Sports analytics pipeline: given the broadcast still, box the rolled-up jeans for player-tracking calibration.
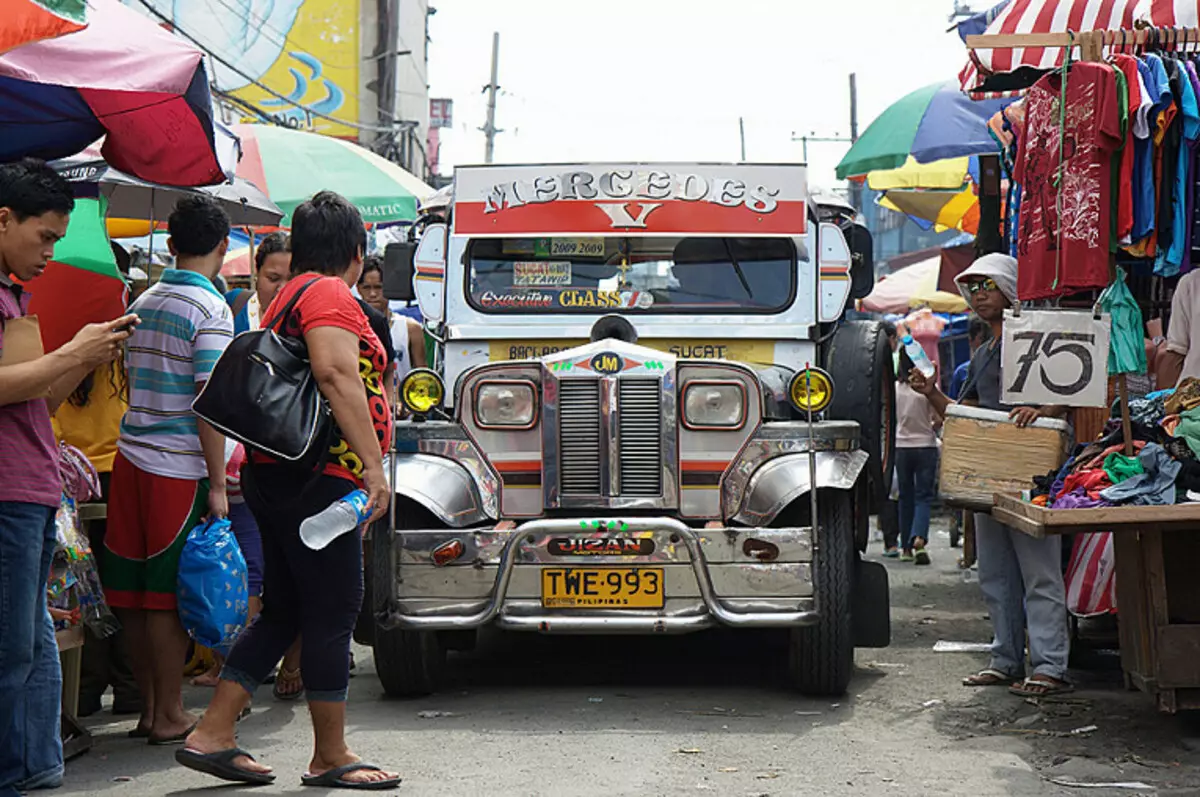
[973,512,1070,680]
[0,502,64,795]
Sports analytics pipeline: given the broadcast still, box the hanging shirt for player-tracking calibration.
[1113,55,1145,243]
[1109,67,1130,254]
[1160,60,1200,277]
[1015,62,1123,301]
[1132,56,1174,248]
[1157,58,1186,261]
[1183,59,1200,273]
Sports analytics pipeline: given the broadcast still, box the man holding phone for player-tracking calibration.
[0,159,138,796]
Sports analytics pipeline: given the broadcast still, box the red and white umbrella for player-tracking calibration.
[959,0,1198,93]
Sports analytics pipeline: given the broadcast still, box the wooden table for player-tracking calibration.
[993,494,1200,713]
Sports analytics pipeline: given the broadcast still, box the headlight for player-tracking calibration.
[400,368,445,414]
[474,380,536,428]
[788,367,834,413]
[682,381,746,430]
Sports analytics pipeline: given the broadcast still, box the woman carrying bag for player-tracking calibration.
[179,192,399,789]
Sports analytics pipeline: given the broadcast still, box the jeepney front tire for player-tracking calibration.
[370,516,445,698]
[787,488,855,696]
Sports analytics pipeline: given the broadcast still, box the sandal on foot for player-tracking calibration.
[127,726,151,739]
[899,550,915,562]
[176,747,275,785]
[962,668,1019,687]
[148,721,198,746]
[302,762,401,790]
[883,547,900,559]
[1009,676,1074,698]
[914,548,931,566]
[273,667,303,701]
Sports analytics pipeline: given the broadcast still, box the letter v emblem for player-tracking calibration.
[594,202,663,228]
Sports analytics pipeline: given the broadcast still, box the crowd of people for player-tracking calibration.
[0,158,422,793]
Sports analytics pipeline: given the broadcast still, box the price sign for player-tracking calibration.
[1001,310,1111,408]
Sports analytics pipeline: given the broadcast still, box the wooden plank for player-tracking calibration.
[1156,626,1200,687]
[1114,533,1151,687]
[966,32,1078,49]
[991,494,1200,537]
[992,505,1046,539]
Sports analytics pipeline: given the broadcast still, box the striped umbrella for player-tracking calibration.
[1,0,86,54]
[222,244,253,278]
[23,192,128,354]
[959,0,1192,93]
[233,124,434,227]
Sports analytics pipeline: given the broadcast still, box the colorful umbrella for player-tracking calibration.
[24,192,128,354]
[2,0,86,54]
[863,156,974,191]
[861,257,969,315]
[222,244,253,278]
[835,83,1011,179]
[879,186,981,234]
[233,124,434,227]
[0,0,224,187]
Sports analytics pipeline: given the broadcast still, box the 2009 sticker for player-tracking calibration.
[514,261,571,287]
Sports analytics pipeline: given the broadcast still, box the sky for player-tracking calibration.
[426,0,977,194]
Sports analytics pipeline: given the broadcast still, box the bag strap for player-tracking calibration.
[264,275,322,333]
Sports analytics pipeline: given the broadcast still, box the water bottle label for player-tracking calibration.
[345,489,371,523]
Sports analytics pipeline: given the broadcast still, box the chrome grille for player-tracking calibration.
[618,378,663,495]
[558,380,602,494]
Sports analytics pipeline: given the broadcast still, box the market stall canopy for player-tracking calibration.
[958,0,1192,93]
[861,256,970,314]
[1,0,86,54]
[51,155,283,227]
[835,83,1011,179]
[233,124,435,227]
[0,0,224,187]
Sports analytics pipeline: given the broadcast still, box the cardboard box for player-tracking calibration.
[939,405,1072,511]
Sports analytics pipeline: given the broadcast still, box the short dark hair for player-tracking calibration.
[968,314,991,343]
[255,231,291,271]
[0,158,74,220]
[358,253,384,284]
[290,191,366,276]
[168,195,230,257]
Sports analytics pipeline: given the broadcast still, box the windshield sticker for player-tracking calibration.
[502,239,536,255]
[513,261,572,287]
[478,290,554,310]
[536,237,605,258]
[556,290,653,310]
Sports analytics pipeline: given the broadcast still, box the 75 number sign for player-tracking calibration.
[1001,310,1111,408]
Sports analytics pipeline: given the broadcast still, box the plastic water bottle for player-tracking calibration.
[901,334,936,378]
[299,489,371,551]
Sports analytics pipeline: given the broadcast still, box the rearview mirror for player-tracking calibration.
[840,222,874,301]
[382,242,416,301]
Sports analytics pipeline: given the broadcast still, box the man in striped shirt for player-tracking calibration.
[103,196,234,744]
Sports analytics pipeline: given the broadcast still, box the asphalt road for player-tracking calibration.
[57,521,1200,796]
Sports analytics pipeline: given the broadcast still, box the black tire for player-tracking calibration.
[824,321,896,511]
[787,489,855,696]
[370,507,445,698]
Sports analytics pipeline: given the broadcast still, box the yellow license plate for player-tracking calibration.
[541,568,664,609]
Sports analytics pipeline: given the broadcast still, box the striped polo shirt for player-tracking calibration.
[118,269,233,480]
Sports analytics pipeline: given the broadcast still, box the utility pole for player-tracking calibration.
[481,32,501,164]
[738,117,746,162]
[848,72,861,212]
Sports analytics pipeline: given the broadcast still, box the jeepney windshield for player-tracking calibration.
[466,236,800,314]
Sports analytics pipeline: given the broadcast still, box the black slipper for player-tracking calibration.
[148,721,198,746]
[127,726,151,739]
[175,747,275,785]
[301,762,401,790]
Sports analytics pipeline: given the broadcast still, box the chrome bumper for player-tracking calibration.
[379,517,819,634]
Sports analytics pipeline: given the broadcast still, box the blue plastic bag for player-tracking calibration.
[177,518,248,656]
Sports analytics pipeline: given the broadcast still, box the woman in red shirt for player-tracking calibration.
[178,192,399,789]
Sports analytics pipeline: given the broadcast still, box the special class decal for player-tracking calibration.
[548,538,656,556]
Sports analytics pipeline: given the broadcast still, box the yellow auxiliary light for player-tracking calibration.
[789,367,834,414]
[400,368,445,414]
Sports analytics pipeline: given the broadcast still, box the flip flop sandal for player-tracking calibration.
[175,746,276,785]
[127,726,151,739]
[883,548,900,559]
[1008,677,1074,698]
[962,668,1019,687]
[148,721,198,746]
[301,762,402,790]
[273,667,304,701]
[914,549,932,566]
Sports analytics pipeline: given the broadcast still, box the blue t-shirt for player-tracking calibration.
[224,289,253,335]
[949,360,971,401]
[1159,62,1200,277]
[1133,56,1171,242]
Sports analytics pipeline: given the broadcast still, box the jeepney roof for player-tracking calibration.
[450,163,809,239]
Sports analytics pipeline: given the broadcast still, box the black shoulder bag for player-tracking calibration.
[193,277,332,471]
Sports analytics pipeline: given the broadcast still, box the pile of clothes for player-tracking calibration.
[1029,378,1200,510]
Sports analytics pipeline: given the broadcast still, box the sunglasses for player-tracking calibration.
[964,277,1000,296]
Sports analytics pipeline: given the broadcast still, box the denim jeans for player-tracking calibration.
[0,502,64,796]
[973,512,1070,680]
[896,446,938,550]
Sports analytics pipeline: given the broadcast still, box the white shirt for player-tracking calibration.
[1168,270,1200,386]
[389,312,413,383]
[895,381,939,449]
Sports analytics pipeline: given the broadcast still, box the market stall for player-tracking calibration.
[962,25,1200,713]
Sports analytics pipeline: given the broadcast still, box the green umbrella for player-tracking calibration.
[233,124,434,227]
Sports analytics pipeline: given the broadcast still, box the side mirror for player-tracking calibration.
[382,242,416,301]
[840,222,874,301]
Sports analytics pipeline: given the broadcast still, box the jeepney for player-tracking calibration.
[363,163,896,697]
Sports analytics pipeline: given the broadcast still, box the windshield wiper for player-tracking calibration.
[722,239,753,298]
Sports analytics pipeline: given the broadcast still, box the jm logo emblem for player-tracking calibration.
[595,202,662,228]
